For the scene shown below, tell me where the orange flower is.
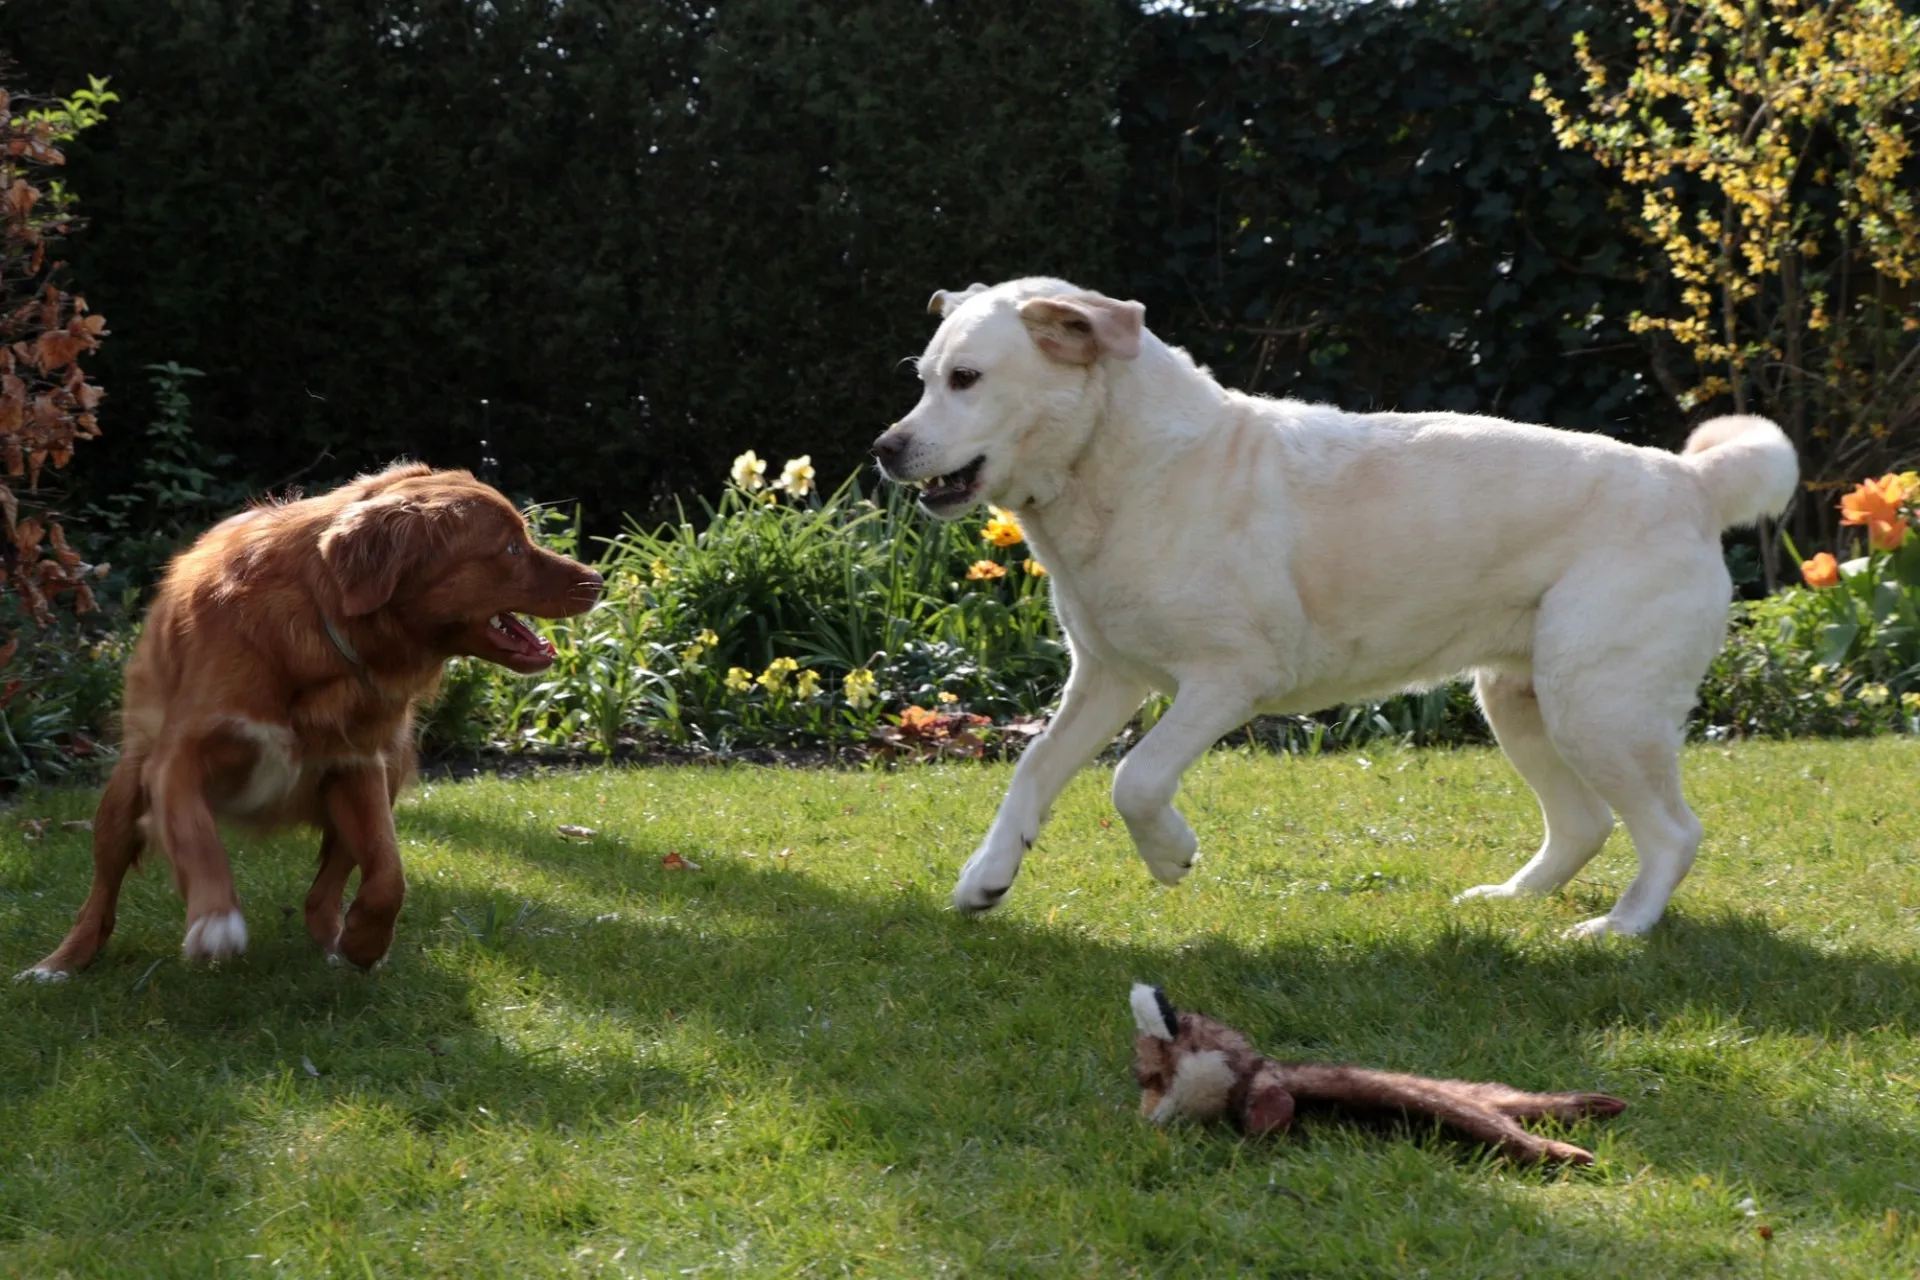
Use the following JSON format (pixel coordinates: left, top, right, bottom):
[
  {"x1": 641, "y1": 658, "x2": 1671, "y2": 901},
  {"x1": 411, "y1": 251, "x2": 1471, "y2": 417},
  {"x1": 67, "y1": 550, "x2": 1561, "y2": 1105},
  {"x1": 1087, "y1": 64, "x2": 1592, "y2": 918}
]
[
  {"x1": 1800, "y1": 552, "x2": 1840, "y2": 588},
  {"x1": 1023, "y1": 558, "x2": 1047, "y2": 577},
  {"x1": 981, "y1": 507, "x2": 1024, "y2": 548},
  {"x1": 966, "y1": 559, "x2": 1007, "y2": 580},
  {"x1": 1838, "y1": 474, "x2": 1913, "y2": 550}
]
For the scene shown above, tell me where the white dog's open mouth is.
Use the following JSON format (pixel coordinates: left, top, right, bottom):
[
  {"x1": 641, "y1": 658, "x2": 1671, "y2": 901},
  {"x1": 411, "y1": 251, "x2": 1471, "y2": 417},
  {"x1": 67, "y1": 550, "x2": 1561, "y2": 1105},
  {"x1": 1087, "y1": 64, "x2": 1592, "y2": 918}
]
[{"x1": 915, "y1": 455, "x2": 986, "y2": 515}]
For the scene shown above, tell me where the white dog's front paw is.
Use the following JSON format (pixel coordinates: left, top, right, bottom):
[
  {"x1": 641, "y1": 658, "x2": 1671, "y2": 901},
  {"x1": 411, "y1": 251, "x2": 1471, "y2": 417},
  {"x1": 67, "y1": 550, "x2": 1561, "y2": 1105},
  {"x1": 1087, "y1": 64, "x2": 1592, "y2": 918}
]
[
  {"x1": 1141, "y1": 847, "x2": 1198, "y2": 886},
  {"x1": 953, "y1": 843, "x2": 1022, "y2": 913},
  {"x1": 183, "y1": 910, "x2": 250, "y2": 961},
  {"x1": 1564, "y1": 913, "x2": 1651, "y2": 941},
  {"x1": 1453, "y1": 880, "x2": 1528, "y2": 903}
]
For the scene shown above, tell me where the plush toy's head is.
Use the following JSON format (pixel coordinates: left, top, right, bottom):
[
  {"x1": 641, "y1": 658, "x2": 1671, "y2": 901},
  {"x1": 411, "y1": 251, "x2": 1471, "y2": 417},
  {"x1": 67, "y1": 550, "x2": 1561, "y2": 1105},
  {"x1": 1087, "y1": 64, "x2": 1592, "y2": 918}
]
[{"x1": 1130, "y1": 982, "x2": 1287, "y2": 1130}]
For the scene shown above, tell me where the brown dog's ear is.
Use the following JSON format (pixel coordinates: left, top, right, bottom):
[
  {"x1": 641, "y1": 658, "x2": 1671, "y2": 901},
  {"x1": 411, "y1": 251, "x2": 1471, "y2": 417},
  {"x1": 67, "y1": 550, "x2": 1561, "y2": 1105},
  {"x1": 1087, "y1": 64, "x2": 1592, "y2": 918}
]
[
  {"x1": 318, "y1": 492, "x2": 429, "y2": 617},
  {"x1": 927, "y1": 283, "x2": 991, "y2": 317},
  {"x1": 1018, "y1": 293, "x2": 1145, "y2": 364}
]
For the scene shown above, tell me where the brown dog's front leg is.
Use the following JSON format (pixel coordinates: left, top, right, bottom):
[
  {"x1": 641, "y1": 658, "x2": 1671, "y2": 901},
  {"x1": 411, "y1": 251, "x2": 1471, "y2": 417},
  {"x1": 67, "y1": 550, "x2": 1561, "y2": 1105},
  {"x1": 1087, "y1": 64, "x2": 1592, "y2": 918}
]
[
  {"x1": 322, "y1": 765, "x2": 406, "y2": 969},
  {"x1": 303, "y1": 827, "x2": 355, "y2": 952}
]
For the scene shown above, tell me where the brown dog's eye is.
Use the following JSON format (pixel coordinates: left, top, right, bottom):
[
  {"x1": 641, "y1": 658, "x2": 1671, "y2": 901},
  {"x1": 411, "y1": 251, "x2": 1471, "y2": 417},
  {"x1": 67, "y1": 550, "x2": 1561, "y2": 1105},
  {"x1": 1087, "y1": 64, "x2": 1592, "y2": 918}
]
[
  {"x1": 506, "y1": 541, "x2": 524, "y2": 557},
  {"x1": 949, "y1": 367, "x2": 980, "y2": 391}
]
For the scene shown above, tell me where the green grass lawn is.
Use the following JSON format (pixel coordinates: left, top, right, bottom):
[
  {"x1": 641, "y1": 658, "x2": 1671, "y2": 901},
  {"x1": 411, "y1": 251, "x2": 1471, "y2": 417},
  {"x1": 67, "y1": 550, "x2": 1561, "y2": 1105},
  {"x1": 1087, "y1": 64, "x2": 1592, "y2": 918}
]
[{"x1": 3, "y1": 739, "x2": 1919, "y2": 1278}]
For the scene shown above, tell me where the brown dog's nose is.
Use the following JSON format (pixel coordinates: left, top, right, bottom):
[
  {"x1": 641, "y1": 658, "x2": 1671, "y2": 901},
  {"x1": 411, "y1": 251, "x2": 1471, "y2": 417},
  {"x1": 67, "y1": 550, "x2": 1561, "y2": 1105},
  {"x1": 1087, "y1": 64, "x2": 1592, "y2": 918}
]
[
  {"x1": 872, "y1": 430, "x2": 909, "y2": 470},
  {"x1": 572, "y1": 567, "x2": 605, "y2": 610}
]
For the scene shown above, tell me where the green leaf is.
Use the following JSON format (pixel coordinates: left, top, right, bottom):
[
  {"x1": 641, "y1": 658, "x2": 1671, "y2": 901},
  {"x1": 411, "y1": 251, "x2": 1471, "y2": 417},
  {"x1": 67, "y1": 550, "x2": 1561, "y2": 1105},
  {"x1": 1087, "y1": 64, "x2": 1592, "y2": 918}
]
[
  {"x1": 1889, "y1": 540, "x2": 1920, "y2": 590},
  {"x1": 1816, "y1": 619, "x2": 1861, "y2": 667}
]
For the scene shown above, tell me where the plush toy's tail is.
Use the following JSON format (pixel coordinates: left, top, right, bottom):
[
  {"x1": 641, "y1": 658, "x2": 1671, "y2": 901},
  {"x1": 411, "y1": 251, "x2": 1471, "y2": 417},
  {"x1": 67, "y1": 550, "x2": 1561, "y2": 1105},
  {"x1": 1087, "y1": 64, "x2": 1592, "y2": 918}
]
[{"x1": 1130, "y1": 982, "x2": 1179, "y2": 1040}]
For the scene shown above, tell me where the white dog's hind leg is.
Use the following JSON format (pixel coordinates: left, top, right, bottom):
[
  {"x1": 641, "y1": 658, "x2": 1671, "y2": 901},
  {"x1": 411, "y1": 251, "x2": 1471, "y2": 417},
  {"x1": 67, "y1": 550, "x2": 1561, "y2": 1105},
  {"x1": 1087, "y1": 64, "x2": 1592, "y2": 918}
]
[
  {"x1": 1111, "y1": 682, "x2": 1257, "y2": 886},
  {"x1": 1455, "y1": 670, "x2": 1615, "y2": 905},
  {"x1": 954, "y1": 665, "x2": 1147, "y2": 912},
  {"x1": 1554, "y1": 735, "x2": 1701, "y2": 939}
]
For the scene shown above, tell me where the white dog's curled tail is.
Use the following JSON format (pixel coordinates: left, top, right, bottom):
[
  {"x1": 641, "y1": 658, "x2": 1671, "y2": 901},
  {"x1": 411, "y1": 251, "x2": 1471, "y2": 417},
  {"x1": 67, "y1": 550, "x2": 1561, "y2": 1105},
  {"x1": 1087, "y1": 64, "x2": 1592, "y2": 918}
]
[{"x1": 1679, "y1": 414, "x2": 1799, "y2": 530}]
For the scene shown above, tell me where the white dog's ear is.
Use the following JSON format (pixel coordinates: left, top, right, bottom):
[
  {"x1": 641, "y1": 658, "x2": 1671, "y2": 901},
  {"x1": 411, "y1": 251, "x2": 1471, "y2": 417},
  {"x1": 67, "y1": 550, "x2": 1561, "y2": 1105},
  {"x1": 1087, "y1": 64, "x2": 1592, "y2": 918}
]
[
  {"x1": 1019, "y1": 293, "x2": 1145, "y2": 364},
  {"x1": 927, "y1": 283, "x2": 991, "y2": 317}
]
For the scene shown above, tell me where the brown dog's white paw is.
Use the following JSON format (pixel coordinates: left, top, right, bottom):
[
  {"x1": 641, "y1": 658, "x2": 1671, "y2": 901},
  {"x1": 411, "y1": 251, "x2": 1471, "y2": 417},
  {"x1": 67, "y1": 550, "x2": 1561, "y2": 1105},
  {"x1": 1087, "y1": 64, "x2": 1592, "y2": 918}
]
[{"x1": 183, "y1": 910, "x2": 250, "y2": 961}]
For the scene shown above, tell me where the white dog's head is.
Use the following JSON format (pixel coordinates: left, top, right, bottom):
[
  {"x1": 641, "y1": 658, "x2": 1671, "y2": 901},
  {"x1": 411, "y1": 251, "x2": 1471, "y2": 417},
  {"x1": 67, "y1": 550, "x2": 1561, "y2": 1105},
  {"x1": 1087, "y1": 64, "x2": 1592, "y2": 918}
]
[{"x1": 872, "y1": 277, "x2": 1145, "y2": 518}]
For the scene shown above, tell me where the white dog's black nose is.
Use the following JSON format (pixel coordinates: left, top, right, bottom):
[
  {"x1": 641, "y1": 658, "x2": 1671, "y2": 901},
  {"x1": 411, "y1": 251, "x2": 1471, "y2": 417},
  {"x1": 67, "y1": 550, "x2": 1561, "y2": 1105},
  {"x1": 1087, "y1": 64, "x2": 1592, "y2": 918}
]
[{"x1": 872, "y1": 430, "x2": 909, "y2": 470}]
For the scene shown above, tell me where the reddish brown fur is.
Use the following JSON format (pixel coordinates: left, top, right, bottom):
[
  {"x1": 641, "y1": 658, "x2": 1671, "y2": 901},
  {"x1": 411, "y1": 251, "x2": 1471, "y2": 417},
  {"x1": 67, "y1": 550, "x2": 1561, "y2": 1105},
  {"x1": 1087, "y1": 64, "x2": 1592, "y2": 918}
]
[
  {"x1": 23, "y1": 463, "x2": 602, "y2": 977},
  {"x1": 1133, "y1": 996, "x2": 1626, "y2": 1166}
]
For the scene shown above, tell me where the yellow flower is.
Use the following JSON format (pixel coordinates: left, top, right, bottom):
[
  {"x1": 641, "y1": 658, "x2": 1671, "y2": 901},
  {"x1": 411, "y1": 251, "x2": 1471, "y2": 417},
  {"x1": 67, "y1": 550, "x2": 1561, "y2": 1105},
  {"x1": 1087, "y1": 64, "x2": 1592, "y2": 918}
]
[
  {"x1": 758, "y1": 656, "x2": 799, "y2": 694},
  {"x1": 731, "y1": 449, "x2": 768, "y2": 491},
  {"x1": 1809, "y1": 664, "x2": 1828, "y2": 681},
  {"x1": 981, "y1": 506, "x2": 1024, "y2": 548},
  {"x1": 843, "y1": 668, "x2": 877, "y2": 710},
  {"x1": 794, "y1": 668, "x2": 822, "y2": 700},
  {"x1": 1023, "y1": 557, "x2": 1047, "y2": 577},
  {"x1": 1800, "y1": 552, "x2": 1840, "y2": 588},
  {"x1": 650, "y1": 558, "x2": 676, "y2": 585},
  {"x1": 1860, "y1": 683, "x2": 1890, "y2": 707},
  {"x1": 1824, "y1": 690, "x2": 1845, "y2": 707},
  {"x1": 774, "y1": 455, "x2": 816, "y2": 498},
  {"x1": 966, "y1": 559, "x2": 1007, "y2": 581},
  {"x1": 724, "y1": 666, "x2": 753, "y2": 693},
  {"x1": 1902, "y1": 691, "x2": 1920, "y2": 712},
  {"x1": 680, "y1": 643, "x2": 706, "y2": 668},
  {"x1": 696, "y1": 629, "x2": 719, "y2": 648},
  {"x1": 936, "y1": 690, "x2": 959, "y2": 705}
]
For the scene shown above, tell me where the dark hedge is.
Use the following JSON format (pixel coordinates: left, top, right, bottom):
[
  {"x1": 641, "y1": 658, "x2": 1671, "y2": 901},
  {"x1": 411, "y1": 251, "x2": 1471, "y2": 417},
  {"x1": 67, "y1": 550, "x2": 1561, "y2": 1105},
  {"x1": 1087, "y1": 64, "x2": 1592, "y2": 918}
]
[{"x1": 2, "y1": 0, "x2": 1682, "y2": 535}]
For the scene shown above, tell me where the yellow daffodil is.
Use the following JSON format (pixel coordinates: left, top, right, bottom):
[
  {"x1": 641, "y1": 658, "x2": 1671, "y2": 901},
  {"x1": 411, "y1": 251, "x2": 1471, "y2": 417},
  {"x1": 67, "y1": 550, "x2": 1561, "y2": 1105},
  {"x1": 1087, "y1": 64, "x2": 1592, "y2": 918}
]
[
  {"x1": 1024, "y1": 557, "x2": 1047, "y2": 577},
  {"x1": 844, "y1": 668, "x2": 877, "y2": 709},
  {"x1": 758, "y1": 656, "x2": 799, "y2": 694},
  {"x1": 981, "y1": 506, "x2": 1023, "y2": 548},
  {"x1": 966, "y1": 559, "x2": 1007, "y2": 581},
  {"x1": 774, "y1": 455, "x2": 816, "y2": 498},
  {"x1": 731, "y1": 449, "x2": 768, "y2": 491},
  {"x1": 724, "y1": 666, "x2": 753, "y2": 693}
]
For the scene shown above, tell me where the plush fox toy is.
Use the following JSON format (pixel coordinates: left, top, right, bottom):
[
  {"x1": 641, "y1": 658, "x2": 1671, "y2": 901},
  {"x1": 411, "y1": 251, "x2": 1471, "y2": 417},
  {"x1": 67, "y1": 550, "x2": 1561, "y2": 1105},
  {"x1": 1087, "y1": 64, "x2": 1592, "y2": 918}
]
[{"x1": 1129, "y1": 984, "x2": 1625, "y2": 1165}]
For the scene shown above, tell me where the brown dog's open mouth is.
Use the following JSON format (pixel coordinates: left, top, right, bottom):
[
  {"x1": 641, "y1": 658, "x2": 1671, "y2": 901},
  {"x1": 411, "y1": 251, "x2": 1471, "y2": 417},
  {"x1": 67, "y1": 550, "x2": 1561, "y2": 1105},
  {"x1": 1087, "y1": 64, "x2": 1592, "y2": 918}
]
[{"x1": 483, "y1": 611, "x2": 557, "y2": 671}]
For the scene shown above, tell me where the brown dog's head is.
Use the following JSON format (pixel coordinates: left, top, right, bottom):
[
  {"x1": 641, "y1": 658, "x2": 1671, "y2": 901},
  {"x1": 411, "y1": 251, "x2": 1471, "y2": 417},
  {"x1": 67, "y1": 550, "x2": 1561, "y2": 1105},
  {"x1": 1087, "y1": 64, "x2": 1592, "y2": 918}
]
[{"x1": 317, "y1": 463, "x2": 602, "y2": 672}]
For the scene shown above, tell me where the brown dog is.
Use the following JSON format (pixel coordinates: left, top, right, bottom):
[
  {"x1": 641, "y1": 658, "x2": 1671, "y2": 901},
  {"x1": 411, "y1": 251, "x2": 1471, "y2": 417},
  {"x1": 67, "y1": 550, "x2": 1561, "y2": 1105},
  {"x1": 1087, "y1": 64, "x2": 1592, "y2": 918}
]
[
  {"x1": 16, "y1": 462, "x2": 602, "y2": 979},
  {"x1": 1130, "y1": 984, "x2": 1625, "y2": 1165}
]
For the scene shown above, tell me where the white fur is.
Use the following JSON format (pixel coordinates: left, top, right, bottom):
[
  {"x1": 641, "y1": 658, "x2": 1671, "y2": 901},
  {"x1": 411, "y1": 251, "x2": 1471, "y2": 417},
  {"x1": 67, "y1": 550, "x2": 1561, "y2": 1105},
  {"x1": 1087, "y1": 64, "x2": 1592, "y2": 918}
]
[
  {"x1": 879, "y1": 277, "x2": 1798, "y2": 938},
  {"x1": 13, "y1": 965, "x2": 70, "y2": 983},
  {"x1": 222, "y1": 718, "x2": 300, "y2": 817},
  {"x1": 183, "y1": 909, "x2": 249, "y2": 961},
  {"x1": 1150, "y1": 1049, "x2": 1236, "y2": 1125},
  {"x1": 1131, "y1": 982, "x2": 1176, "y2": 1040}
]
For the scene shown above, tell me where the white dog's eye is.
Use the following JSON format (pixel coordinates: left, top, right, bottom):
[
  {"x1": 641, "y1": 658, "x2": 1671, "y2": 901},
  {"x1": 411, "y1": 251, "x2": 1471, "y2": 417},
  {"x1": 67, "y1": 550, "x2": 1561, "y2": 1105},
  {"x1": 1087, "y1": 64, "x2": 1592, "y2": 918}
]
[{"x1": 948, "y1": 367, "x2": 981, "y2": 391}]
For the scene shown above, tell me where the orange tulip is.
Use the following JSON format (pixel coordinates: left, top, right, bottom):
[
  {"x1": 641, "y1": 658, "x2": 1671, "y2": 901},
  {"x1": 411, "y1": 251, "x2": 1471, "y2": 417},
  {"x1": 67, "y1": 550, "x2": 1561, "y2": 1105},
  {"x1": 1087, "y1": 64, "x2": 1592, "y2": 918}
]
[
  {"x1": 1800, "y1": 552, "x2": 1840, "y2": 588},
  {"x1": 1839, "y1": 474, "x2": 1913, "y2": 550}
]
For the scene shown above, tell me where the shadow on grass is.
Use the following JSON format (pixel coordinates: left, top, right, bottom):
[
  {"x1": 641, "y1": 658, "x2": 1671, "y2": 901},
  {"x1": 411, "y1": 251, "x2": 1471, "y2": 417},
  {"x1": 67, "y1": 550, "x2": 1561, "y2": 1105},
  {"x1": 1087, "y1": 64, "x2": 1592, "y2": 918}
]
[{"x1": 4, "y1": 792, "x2": 1915, "y2": 1272}]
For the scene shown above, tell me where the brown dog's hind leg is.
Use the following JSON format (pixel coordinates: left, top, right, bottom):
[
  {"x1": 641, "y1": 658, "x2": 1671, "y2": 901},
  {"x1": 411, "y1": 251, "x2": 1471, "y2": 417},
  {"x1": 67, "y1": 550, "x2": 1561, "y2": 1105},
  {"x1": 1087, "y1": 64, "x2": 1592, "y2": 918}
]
[
  {"x1": 324, "y1": 765, "x2": 407, "y2": 969},
  {"x1": 303, "y1": 827, "x2": 355, "y2": 952},
  {"x1": 1450, "y1": 1081, "x2": 1628, "y2": 1123},
  {"x1": 18, "y1": 757, "x2": 150, "y2": 980}
]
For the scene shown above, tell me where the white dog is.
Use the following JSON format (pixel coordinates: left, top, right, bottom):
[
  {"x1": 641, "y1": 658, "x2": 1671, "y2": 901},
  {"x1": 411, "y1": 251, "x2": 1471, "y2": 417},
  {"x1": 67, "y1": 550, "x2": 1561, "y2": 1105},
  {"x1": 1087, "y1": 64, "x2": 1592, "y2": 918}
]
[{"x1": 873, "y1": 278, "x2": 1797, "y2": 938}]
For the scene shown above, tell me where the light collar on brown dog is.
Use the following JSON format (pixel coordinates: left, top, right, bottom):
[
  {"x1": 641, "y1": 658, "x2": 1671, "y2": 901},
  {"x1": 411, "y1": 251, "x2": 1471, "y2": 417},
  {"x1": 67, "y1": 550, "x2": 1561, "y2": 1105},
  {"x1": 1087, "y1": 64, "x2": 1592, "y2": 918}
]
[{"x1": 321, "y1": 613, "x2": 365, "y2": 672}]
